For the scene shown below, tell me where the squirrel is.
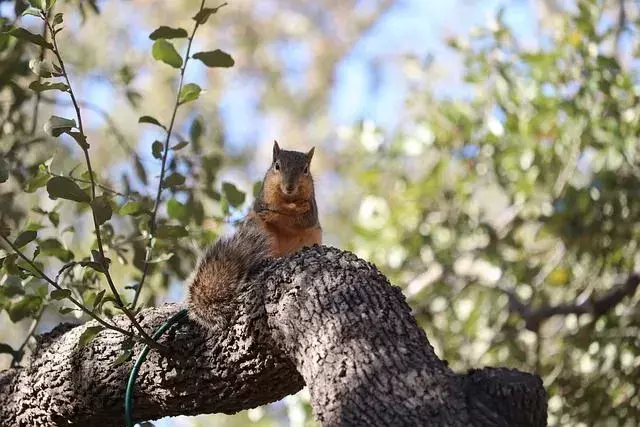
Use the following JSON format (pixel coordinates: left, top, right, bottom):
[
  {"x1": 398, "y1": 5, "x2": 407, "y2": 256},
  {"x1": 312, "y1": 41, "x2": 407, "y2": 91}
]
[{"x1": 188, "y1": 141, "x2": 322, "y2": 329}]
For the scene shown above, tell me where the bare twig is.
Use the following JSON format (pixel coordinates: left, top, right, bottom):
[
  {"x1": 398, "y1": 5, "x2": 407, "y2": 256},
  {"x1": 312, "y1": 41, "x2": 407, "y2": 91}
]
[
  {"x1": 505, "y1": 273, "x2": 640, "y2": 331},
  {"x1": 132, "y1": 0, "x2": 212, "y2": 309},
  {"x1": 29, "y1": 11, "x2": 50, "y2": 135}
]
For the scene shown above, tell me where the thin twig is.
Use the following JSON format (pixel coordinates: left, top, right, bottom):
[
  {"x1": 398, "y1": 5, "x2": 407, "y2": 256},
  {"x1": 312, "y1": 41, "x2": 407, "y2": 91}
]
[
  {"x1": 10, "y1": 306, "x2": 44, "y2": 368},
  {"x1": 29, "y1": 11, "x2": 50, "y2": 135},
  {"x1": 44, "y1": 15, "x2": 156, "y2": 345},
  {"x1": 132, "y1": 0, "x2": 210, "y2": 309}
]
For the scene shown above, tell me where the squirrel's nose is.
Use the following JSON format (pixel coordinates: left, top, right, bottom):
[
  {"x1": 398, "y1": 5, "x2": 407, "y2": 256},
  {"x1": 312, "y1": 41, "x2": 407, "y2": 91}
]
[{"x1": 284, "y1": 184, "x2": 295, "y2": 194}]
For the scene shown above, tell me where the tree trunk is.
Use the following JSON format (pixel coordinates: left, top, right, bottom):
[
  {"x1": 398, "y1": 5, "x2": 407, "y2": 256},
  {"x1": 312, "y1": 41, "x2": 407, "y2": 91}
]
[{"x1": 0, "y1": 246, "x2": 547, "y2": 426}]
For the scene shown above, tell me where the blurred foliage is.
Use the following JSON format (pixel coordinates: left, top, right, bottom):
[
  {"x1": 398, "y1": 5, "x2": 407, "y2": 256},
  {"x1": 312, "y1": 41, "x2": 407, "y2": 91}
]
[
  {"x1": 1, "y1": 0, "x2": 640, "y2": 426},
  {"x1": 336, "y1": 1, "x2": 640, "y2": 425}
]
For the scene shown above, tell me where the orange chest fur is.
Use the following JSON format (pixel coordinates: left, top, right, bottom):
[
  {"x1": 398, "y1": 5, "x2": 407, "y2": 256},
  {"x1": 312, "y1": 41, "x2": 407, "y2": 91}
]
[{"x1": 249, "y1": 211, "x2": 322, "y2": 257}]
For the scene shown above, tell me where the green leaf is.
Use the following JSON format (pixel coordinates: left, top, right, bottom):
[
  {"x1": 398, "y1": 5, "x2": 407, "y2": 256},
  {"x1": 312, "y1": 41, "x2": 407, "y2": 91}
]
[
  {"x1": 28, "y1": 58, "x2": 62, "y2": 77},
  {"x1": 156, "y1": 225, "x2": 188, "y2": 239},
  {"x1": 78, "y1": 325, "x2": 104, "y2": 348},
  {"x1": 40, "y1": 238, "x2": 73, "y2": 262},
  {"x1": 91, "y1": 196, "x2": 113, "y2": 225},
  {"x1": 24, "y1": 168, "x2": 49, "y2": 192},
  {"x1": 149, "y1": 26, "x2": 188, "y2": 40},
  {"x1": 152, "y1": 140, "x2": 163, "y2": 159},
  {"x1": 48, "y1": 211, "x2": 60, "y2": 227},
  {"x1": 50, "y1": 289, "x2": 71, "y2": 300},
  {"x1": 29, "y1": 80, "x2": 69, "y2": 92},
  {"x1": 59, "y1": 307, "x2": 74, "y2": 315},
  {"x1": 138, "y1": 115, "x2": 165, "y2": 129},
  {"x1": 0, "y1": 343, "x2": 14, "y2": 355},
  {"x1": 8, "y1": 295, "x2": 42, "y2": 323},
  {"x1": 178, "y1": 83, "x2": 201, "y2": 104},
  {"x1": 14, "y1": 230, "x2": 37, "y2": 248},
  {"x1": 171, "y1": 140, "x2": 189, "y2": 151},
  {"x1": 148, "y1": 252, "x2": 174, "y2": 264},
  {"x1": 92, "y1": 289, "x2": 105, "y2": 311},
  {"x1": 192, "y1": 5, "x2": 226, "y2": 24},
  {"x1": 43, "y1": 115, "x2": 76, "y2": 137},
  {"x1": 53, "y1": 12, "x2": 63, "y2": 26},
  {"x1": 28, "y1": 0, "x2": 45, "y2": 9},
  {"x1": 119, "y1": 201, "x2": 143, "y2": 216},
  {"x1": 222, "y1": 182, "x2": 246, "y2": 208},
  {"x1": 151, "y1": 40, "x2": 182, "y2": 68},
  {"x1": 112, "y1": 349, "x2": 133, "y2": 366},
  {"x1": 24, "y1": 221, "x2": 44, "y2": 231},
  {"x1": 22, "y1": 8, "x2": 41, "y2": 18},
  {"x1": 46, "y1": 176, "x2": 90, "y2": 203},
  {"x1": 7, "y1": 27, "x2": 53, "y2": 49},
  {"x1": 167, "y1": 198, "x2": 189, "y2": 221},
  {"x1": 0, "y1": 158, "x2": 8, "y2": 183},
  {"x1": 192, "y1": 50, "x2": 234, "y2": 68},
  {"x1": 162, "y1": 172, "x2": 185, "y2": 188}
]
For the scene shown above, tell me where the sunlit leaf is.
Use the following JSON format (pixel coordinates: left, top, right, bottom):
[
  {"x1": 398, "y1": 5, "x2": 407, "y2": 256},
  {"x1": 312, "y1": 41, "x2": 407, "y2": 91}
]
[
  {"x1": 178, "y1": 83, "x2": 201, "y2": 104},
  {"x1": 167, "y1": 198, "x2": 188, "y2": 222},
  {"x1": 43, "y1": 115, "x2": 76, "y2": 137},
  {"x1": 119, "y1": 201, "x2": 143, "y2": 216},
  {"x1": 151, "y1": 39, "x2": 182, "y2": 68},
  {"x1": 78, "y1": 325, "x2": 104, "y2": 348}
]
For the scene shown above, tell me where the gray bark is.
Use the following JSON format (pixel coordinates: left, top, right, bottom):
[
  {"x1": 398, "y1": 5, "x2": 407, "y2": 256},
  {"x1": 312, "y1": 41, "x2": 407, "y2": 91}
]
[{"x1": 0, "y1": 246, "x2": 546, "y2": 426}]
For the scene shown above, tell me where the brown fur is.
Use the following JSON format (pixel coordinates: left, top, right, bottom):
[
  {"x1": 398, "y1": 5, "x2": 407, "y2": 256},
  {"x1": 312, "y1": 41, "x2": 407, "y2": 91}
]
[
  {"x1": 188, "y1": 142, "x2": 321, "y2": 329},
  {"x1": 187, "y1": 222, "x2": 270, "y2": 329},
  {"x1": 251, "y1": 141, "x2": 322, "y2": 256}
]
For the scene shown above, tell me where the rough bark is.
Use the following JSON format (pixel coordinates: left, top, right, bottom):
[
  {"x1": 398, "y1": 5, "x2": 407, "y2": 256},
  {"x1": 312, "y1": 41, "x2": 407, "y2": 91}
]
[{"x1": 0, "y1": 246, "x2": 547, "y2": 426}]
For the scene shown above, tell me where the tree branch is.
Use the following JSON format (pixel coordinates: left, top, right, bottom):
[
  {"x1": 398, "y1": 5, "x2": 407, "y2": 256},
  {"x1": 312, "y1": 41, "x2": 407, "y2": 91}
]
[
  {"x1": 505, "y1": 273, "x2": 640, "y2": 331},
  {"x1": 0, "y1": 247, "x2": 546, "y2": 427}
]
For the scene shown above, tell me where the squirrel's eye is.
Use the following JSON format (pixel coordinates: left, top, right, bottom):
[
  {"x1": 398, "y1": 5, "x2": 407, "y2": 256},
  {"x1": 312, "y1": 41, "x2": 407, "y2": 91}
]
[
  {"x1": 274, "y1": 161, "x2": 280, "y2": 171},
  {"x1": 303, "y1": 166, "x2": 308, "y2": 174}
]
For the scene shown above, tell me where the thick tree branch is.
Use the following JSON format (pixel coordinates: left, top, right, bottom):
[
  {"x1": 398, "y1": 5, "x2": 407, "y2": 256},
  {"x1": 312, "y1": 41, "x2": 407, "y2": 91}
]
[
  {"x1": 506, "y1": 273, "x2": 640, "y2": 331},
  {"x1": 0, "y1": 247, "x2": 546, "y2": 426}
]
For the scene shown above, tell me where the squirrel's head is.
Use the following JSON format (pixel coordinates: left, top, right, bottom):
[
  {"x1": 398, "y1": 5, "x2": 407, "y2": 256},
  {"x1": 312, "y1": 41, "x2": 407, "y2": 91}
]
[{"x1": 265, "y1": 140, "x2": 315, "y2": 201}]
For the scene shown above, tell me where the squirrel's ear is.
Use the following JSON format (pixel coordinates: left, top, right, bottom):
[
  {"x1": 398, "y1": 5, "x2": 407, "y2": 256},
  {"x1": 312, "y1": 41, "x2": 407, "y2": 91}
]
[
  {"x1": 272, "y1": 140, "x2": 280, "y2": 162},
  {"x1": 306, "y1": 147, "x2": 315, "y2": 162}
]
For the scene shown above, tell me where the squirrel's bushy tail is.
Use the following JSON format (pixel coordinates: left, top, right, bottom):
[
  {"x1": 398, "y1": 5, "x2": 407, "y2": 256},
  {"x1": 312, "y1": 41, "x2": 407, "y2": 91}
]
[{"x1": 188, "y1": 221, "x2": 271, "y2": 330}]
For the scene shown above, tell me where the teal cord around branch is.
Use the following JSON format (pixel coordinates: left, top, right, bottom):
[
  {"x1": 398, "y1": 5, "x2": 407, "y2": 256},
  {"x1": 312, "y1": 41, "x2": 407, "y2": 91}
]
[{"x1": 124, "y1": 308, "x2": 189, "y2": 427}]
